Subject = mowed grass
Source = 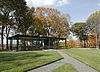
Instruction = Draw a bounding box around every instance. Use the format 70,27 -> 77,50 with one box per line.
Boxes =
0,50 -> 62,72
65,48 -> 100,71
53,63 -> 78,72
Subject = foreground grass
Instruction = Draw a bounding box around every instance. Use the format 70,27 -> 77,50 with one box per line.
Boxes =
53,63 -> 78,72
65,48 -> 100,71
0,50 -> 62,72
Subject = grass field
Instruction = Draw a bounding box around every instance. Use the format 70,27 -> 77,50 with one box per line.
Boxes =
0,50 -> 62,72
53,63 -> 78,72
65,48 -> 100,71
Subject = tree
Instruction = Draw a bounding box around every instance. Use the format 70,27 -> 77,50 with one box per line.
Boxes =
13,2 -> 34,51
0,13 -> 5,50
28,7 -> 70,48
30,7 -> 70,38
12,0 -> 33,35
71,22 -> 88,48
67,39 -> 82,48
58,14 -> 70,37
0,0 -> 34,50
87,33 -> 96,48
15,7 -> 34,35
0,0 -> 15,50
86,10 -> 100,48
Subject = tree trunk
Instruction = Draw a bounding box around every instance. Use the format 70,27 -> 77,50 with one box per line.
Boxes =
98,32 -> 100,49
1,25 -> 5,50
6,26 -> 10,50
1,28 -> 3,50
84,40 -> 86,48
6,36 -> 9,50
96,33 -> 99,49
6,26 -> 8,50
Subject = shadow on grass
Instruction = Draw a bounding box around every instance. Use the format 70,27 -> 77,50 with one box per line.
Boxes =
0,52 -> 52,62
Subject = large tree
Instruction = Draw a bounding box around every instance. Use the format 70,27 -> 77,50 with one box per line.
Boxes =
0,0 -> 34,50
0,0 -> 15,50
71,22 -> 88,48
15,7 -> 34,35
29,7 -> 70,38
86,10 -> 100,48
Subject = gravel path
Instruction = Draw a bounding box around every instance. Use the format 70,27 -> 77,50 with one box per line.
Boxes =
28,59 -> 65,72
28,50 -> 98,72
57,50 -> 98,72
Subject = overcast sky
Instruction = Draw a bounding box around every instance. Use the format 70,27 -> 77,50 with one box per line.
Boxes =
25,0 -> 100,23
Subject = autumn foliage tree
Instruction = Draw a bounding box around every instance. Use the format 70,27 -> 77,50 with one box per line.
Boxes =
67,39 -> 82,48
86,33 -> 96,48
86,10 -> 100,48
29,7 -> 70,38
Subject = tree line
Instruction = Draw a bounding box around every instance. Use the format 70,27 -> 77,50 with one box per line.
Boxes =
0,0 -> 100,50
71,11 -> 100,48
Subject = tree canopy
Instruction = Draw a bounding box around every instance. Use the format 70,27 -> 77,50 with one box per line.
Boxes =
0,0 -> 34,50
29,7 -> 70,38
71,22 -> 88,47
86,10 -> 100,48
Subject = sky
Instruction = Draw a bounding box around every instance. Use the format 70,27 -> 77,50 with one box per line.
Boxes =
25,0 -> 100,23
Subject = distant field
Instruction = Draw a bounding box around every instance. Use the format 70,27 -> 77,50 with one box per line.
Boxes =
0,50 -> 62,72
65,48 -> 100,71
53,63 -> 78,72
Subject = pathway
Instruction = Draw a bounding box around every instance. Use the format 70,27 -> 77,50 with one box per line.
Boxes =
28,59 -> 65,72
28,49 -> 98,72
57,50 -> 98,72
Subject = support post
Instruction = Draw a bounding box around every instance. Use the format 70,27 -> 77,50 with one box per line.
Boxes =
65,38 -> 66,48
16,36 -> 19,51
49,39 -> 50,48
36,38 -> 39,49
10,38 -> 12,50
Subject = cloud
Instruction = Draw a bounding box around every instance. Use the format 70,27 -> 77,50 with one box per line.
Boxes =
25,0 -> 70,7
98,3 -> 100,6
25,0 -> 43,7
56,0 -> 70,6
43,0 -> 56,5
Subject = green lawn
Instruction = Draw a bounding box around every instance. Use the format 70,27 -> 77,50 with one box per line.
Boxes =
52,63 -> 78,72
0,50 -> 62,72
65,48 -> 100,71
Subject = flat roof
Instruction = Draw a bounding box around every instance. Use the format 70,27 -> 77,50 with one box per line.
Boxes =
8,34 -> 66,40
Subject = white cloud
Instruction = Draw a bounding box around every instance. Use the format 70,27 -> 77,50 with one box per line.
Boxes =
25,0 -> 70,7
56,0 -> 70,6
25,0 -> 43,7
43,0 -> 56,5
98,3 -> 100,6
